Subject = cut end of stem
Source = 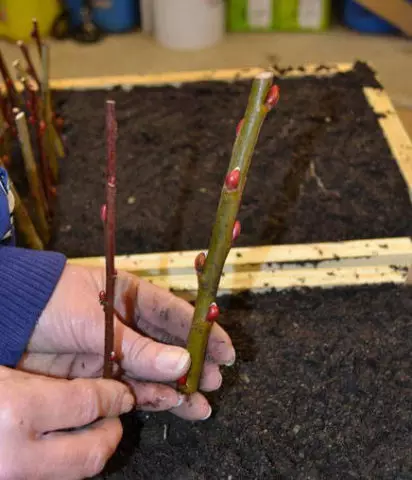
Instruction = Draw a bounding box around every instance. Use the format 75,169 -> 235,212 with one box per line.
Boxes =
257,71 -> 274,80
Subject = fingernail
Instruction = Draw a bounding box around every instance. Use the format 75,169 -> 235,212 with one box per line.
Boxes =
225,349 -> 236,367
175,393 -> 186,407
201,405 -> 212,421
121,392 -> 135,413
155,347 -> 190,375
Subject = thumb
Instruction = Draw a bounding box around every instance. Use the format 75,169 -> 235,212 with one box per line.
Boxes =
61,301 -> 192,382
116,322 -> 191,382
30,376 -> 135,433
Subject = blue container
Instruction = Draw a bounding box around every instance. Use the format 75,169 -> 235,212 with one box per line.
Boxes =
65,0 -> 139,33
343,0 -> 398,34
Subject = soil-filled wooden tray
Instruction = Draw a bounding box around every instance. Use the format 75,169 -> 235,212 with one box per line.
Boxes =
29,61 -> 412,259
94,282 -> 412,480
45,64 -> 412,478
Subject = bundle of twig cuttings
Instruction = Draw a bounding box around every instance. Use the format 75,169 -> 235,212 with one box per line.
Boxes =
0,18 -> 65,250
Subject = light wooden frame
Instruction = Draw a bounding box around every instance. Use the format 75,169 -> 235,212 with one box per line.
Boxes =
60,63 -> 412,297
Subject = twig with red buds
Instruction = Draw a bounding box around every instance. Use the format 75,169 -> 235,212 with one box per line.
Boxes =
14,56 -> 55,219
178,71 -> 280,395
0,51 -> 22,113
31,18 -> 43,60
16,41 -> 41,88
100,100 -> 118,379
20,22 -> 65,159
40,43 -> 60,183
27,80 -> 55,216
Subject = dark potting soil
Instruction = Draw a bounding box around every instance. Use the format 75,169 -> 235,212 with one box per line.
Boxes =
22,61 -> 411,257
95,282 -> 412,480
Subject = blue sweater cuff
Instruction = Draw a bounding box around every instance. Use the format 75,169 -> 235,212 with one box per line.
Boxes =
0,246 -> 67,367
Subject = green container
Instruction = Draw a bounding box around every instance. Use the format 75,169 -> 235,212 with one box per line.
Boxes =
227,0 -> 331,32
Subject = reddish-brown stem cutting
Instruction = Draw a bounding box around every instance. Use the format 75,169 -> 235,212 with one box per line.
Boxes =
17,41 -> 41,88
101,100 -> 118,379
0,93 -> 12,129
27,20 -> 65,158
0,51 -> 19,109
29,86 -> 53,215
31,19 -> 43,59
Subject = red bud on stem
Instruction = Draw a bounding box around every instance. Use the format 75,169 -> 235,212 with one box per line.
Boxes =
265,85 -> 280,110
232,220 -> 241,242
100,204 -> 107,223
177,374 -> 188,386
236,118 -> 244,136
225,167 -> 241,191
99,290 -> 107,304
195,252 -> 206,273
206,303 -> 219,323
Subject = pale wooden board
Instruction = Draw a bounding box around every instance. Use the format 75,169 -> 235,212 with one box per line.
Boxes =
145,265 -> 408,301
68,237 -> 412,275
69,237 -> 412,297
47,63 -> 354,91
364,87 -> 412,202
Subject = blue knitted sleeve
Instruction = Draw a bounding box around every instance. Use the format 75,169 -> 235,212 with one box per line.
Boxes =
0,168 -> 66,366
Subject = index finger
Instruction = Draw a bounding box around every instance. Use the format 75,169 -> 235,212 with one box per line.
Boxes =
30,377 -> 134,433
118,274 -> 236,366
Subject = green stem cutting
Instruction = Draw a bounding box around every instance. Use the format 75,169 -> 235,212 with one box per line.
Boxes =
178,71 -> 280,395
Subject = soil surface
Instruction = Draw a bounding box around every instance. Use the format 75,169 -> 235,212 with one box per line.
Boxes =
16,61 -> 411,257
95,283 -> 412,480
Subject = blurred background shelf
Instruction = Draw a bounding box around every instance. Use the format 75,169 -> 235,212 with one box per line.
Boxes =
0,1 -> 410,134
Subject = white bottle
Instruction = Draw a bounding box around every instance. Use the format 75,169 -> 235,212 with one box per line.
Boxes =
153,0 -> 225,50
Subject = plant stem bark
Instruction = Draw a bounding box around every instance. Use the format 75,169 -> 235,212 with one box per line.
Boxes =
178,72 -> 280,395
30,86 -> 54,215
17,42 -> 65,159
101,100 -> 117,379
0,51 -> 21,110
40,44 -> 58,183
15,110 -> 50,244
31,19 -> 43,60
17,41 -> 41,88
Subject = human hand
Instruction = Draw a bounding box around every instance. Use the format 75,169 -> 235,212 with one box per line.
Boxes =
0,366 -> 134,480
19,264 -> 235,421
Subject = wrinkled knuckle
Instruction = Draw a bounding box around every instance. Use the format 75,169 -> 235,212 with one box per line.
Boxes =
72,379 -> 99,423
128,335 -> 152,363
111,386 -> 129,415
